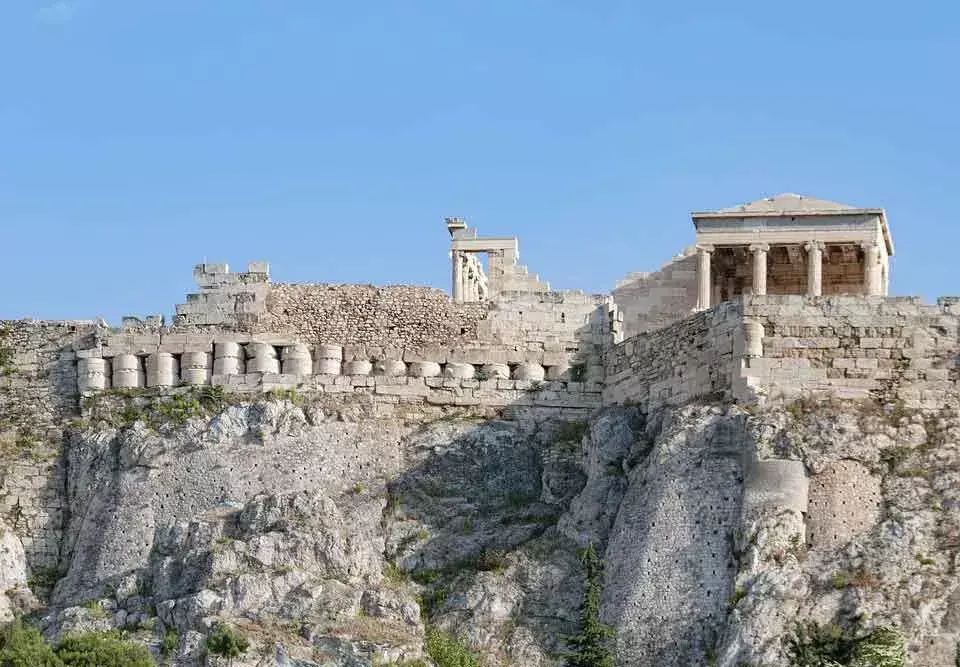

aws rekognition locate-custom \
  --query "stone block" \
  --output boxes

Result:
[443,362,475,379]
[373,360,407,377]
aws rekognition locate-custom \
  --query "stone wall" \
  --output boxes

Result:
[0,320,100,570]
[173,263,614,383]
[612,251,698,339]
[258,283,489,349]
[72,331,603,412]
[740,295,960,409]
[602,301,744,412]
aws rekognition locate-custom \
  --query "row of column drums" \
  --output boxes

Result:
[76,342,561,393]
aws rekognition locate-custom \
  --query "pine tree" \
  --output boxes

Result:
[565,542,615,667]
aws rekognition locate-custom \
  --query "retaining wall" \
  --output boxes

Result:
[741,295,960,409]
[602,301,745,412]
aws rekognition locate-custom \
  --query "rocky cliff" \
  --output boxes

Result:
[3,385,956,665]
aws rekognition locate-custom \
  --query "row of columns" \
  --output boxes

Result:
[696,241,884,310]
[451,251,489,303]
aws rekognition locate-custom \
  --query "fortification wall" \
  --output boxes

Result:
[611,252,698,339]
[72,330,602,411]
[740,295,960,409]
[0,320,100,570]
[172,262,614,383]
[602,301,745,412]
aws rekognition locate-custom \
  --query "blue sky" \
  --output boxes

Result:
[1,1,958,322]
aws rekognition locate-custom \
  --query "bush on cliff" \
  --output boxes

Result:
[56,631,155,667]
[787,622,906,667]
[564,542,615,667]
[424,628,480,667]
[204,623,249,665]
[0,622,155,667]
[0,619,62,667]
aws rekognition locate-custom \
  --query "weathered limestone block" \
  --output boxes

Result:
[546,364,570,381]
[480,363,510,379]
[744,318,764,358]
[180,351,212,385]
[443,362,475,379]
[374,360,407,377]
[742,459,808,517]
[407,361,442,377]
[343,360,373,376]
[806,460,881,550]
[213,342,244,376]
[146,352,179,388]
[281,344,313,376]
[512,363,545,381]
[0,521,32,622]
[246,343,280,374]
[77,358,110,393]
[314,344,343,375]
[112,354,144,389]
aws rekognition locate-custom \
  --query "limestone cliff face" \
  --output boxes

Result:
[9,394,960,666]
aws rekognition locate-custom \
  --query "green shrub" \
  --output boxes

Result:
[0,619,63,667]
[851,626,907,667]
[82,600,107,620]
[831,571,850,590]
[56,631,155,667]
[161,628,178,657]
[424,628,480,667]
[474,549,509,573]
[384,561,408,585]
[555,420,588,444]
[564,542,614,667]
[787,622,906,667]
[205,623,249,664]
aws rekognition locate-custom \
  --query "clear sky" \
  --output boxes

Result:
[1,1,958,323]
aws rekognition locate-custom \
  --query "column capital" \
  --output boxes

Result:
[860,241,881,263]
[749,243,770,253]
[804,240,825,253]
[696,244,714,255]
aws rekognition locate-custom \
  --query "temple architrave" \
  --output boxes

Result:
[690,193,893,309]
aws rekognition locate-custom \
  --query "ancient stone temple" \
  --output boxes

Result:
[446,216,550,302]
[691,193,893,309]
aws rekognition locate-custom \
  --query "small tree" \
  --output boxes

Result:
[565,542,614,667]
[204,623,249,667]
[0,619,63,667]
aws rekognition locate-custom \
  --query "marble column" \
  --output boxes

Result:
[451,250,464,302]
[697,245,713,310]
[750,243,769,296]
[805,241,824,297]
[862,242,882,296]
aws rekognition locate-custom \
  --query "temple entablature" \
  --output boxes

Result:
[690,193,893,309]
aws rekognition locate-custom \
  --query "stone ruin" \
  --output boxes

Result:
[4,192,918,416]
[14,191,960,577]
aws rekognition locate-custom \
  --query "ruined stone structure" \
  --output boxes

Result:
[9,192,960,666]
[0,193,908,570]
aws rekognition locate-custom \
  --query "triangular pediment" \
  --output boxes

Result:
[717,193,855,215]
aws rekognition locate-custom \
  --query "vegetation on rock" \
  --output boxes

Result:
[0,621,155,667]
[424,628,480,667]
[564,542,615,667]
[0,620,61,667]
[786,622,906,667]
[204,623,250,665]
[55,632,156,667]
